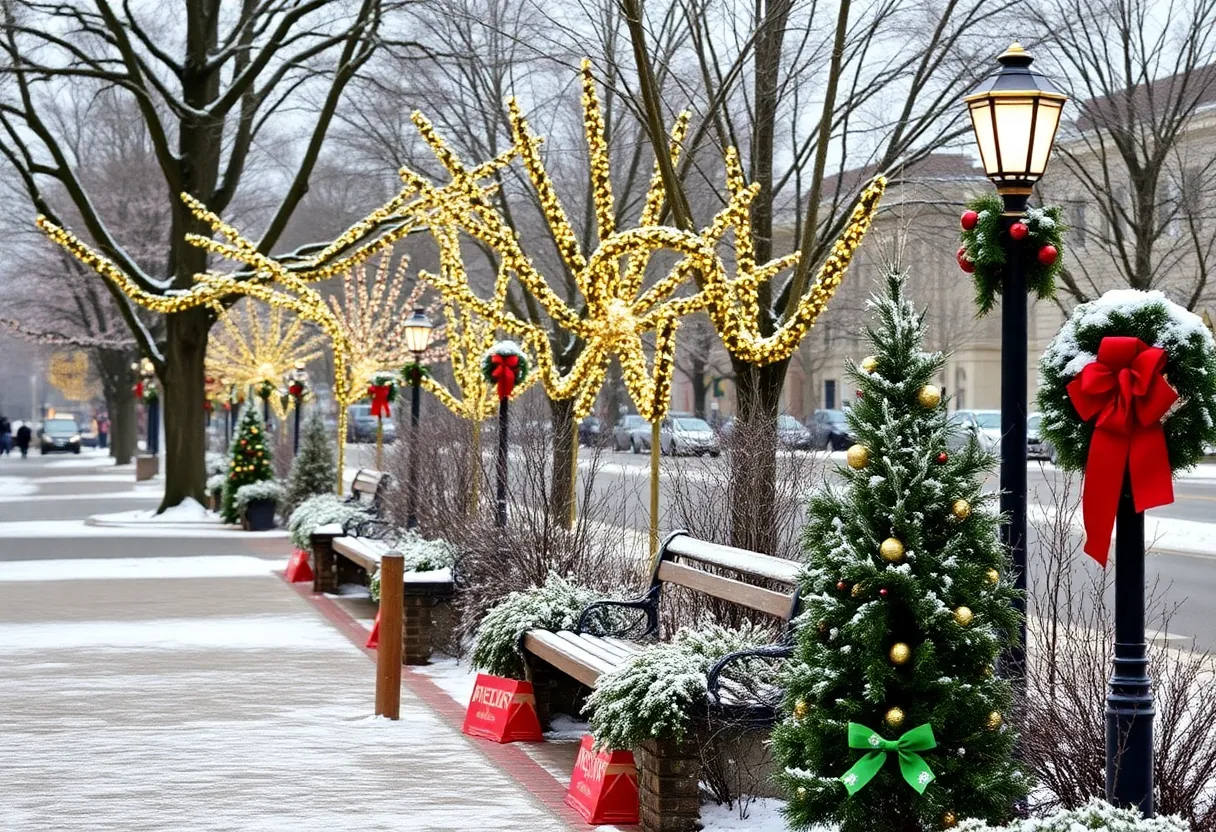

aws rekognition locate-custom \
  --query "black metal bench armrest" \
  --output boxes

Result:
[705,643,793,708]
[343,516,394,539]
[575,586,660,638]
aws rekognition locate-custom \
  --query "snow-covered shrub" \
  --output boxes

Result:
[205,452,228,477]
[235,479,285,509]
[206,473,226,498]
[471,572,616,680]
[368,534,459,602]
[586,622,778,750]
[956,799,1190,832]
[283,413,337,517]
[287,493,372,552]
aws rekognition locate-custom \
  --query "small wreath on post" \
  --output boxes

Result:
[256,380,276,401]
[481,340,531,400]
[141,384,159,406]
[399,362,431,386]
[367,371,399,418]
[1039,290,1216,562]
[287,378,307,400]
[958,192,1065,315]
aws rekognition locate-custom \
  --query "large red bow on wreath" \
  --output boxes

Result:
[368,384,392,418]
[1067,336,1178,566]
[133,381,143,400]
[490,353,519,400]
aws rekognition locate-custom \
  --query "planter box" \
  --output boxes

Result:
[134,454,159,482]
[242,498,277,531]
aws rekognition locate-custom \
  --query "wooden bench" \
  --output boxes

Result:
[521,530,800,832]
[346,468,392,512]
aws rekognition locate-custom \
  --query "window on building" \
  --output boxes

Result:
[824,379,837,410]
[1069,201,1087,249]
[1160,179,1180,237]
[1182,167,1204,231]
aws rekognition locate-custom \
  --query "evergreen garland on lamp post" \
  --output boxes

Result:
[1038,290,1216,815]
[401,306,435,530]
[287,366,307,455]
[482,341,530,529]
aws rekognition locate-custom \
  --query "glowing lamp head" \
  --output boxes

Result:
[403,307,434,355]
[964,43,1068,201]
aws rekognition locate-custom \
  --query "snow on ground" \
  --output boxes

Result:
[43,453,132,469]
[0,519,288,539]
[0,614,355,652]
[0,555,281,583]
[0,476,37,497]
[3,488,162,503]
[1030,504,1216,556]
[89,496,219,526]
[698,798,843,832]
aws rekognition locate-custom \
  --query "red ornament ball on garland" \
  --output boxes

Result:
[1037,244,1058,266]
[855,389,864,399]
[879,588,889,598]
[836,581,848,592]
[1010,222,1029,241]
[960,210,979,230]
[937,451,949,464]
[957,247,975,274]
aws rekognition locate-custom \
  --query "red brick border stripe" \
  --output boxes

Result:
[279,572,604,829]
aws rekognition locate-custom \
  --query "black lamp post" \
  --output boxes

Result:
[137,358,159,456]
[964,42,1067,682]
[288,362,307,455]
[402,307,434,530]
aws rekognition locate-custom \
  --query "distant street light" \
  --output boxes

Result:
[403,308,434,529]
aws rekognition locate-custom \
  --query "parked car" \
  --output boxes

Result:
[578,416,603,447]
[613,414,648,451]
[948,409,1001,453]
[806,409,853,450]
[717,414,814,450]
[628,412,693,453]
[1027,412,1055,461]
[346,404,397,444]
[39,417,82,454]
[660,416,721,457]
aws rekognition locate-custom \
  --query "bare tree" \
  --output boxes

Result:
[621,0,1012,551]
[1031,0,1216,311]
[0,0,401,509]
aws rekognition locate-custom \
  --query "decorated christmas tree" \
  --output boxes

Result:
[222,407,274,523]
[283,413,337,517]
[772,271,1026,832]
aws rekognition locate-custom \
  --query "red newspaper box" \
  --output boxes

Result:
[565,734,639,825]
[461,673,544,743]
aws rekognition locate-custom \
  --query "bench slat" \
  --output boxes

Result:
[523,631,614,687]
[589,637,645,662]
[665,536,800,585]
[551,632,634,670]
[657,561,796,620]
[332,537,392,572]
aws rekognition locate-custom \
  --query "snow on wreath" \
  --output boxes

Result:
[481,340,531,399]
[1038,289,1216,474]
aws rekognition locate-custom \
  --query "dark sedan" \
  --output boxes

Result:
[807,409,853,450]
[579,416,604,447]
[39,418,82,454]
[613,414,649,451]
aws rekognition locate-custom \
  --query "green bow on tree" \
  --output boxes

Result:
[840,722,936,796]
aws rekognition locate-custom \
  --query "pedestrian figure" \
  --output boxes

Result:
[15,424,31,458]
[97,414,109,449]
[0,416,11,454]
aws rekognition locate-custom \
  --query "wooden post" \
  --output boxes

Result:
[375,415,384,471]
[375,554,404,720]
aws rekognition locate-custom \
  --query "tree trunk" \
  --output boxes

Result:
[96,348,136,465]
[728,357,788,554]
[159,306,209,511]
[691,374,709,420]
[548,396,576,521]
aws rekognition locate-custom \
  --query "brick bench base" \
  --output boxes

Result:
[637,738,701,832]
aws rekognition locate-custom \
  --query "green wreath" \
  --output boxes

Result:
[1038,290,1216,472]
[399,362,431,385]
[958,193,1064,316]
[368,372,399,403]
[141,386,159,405]
[481,341,531,389]
[256,380,276,401]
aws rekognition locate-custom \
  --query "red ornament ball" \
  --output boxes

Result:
[1009,222,1029,241]
[957,247,975,274]
[1038,244,1058,266]
[879,588,889,598]
[855,389,864,399]
[836,581,848,592]
[960,210,979,230]
[937,451,949,464]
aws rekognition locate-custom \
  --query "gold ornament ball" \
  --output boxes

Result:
[884,706,906,729]
[879,537,905,563]
[982,665,994,679]
[918,384,942,408]
[793,699,809,719]
[851,583,865,599]
[888,642,912,666]
[953,606,974,627]
[985,568,1000,585]
[986,710,1003,731]
[942,810,958,828]
[797,786,807,798]
[846,444,871,469]
[951,499,971,520]
[860,355,879,374]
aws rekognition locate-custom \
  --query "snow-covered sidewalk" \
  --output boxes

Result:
[0,554,572,831]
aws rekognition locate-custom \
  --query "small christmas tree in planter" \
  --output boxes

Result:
[772,271,1026,832]
[222,408,275,524]
[283,413,337,517]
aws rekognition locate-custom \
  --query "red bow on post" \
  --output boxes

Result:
[490,353,519,400]
[1067,336,1178,565]
[368,384,392,418]
[133,381,143,400]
